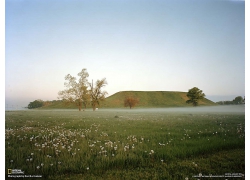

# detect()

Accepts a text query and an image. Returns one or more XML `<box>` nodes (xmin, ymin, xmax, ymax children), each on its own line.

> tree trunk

<box><xmin>78</xmin><ymin>102</ymin><xmax>82</xmax><ymax>111</ymax></box>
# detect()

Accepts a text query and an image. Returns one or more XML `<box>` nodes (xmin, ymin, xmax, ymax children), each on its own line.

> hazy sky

<box><xmin>5</xmin><ymin>0</ymin><xmax>245</xmax><ymax>108</ymax></box>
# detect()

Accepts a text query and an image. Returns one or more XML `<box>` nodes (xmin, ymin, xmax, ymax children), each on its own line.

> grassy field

<box><xmin>5</xmin><ymin>108</ymin><xmax>244</xmax><ymax>179</ymax></box>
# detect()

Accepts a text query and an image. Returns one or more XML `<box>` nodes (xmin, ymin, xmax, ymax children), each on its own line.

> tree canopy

<box><xmin>58</xmin><ymin>69</ymin><xmax>89</xmax><ymax>111</ymax></box>
<box><xmin>27</xmin><ymin>100</ymin><xmax>44</xmax><ymax>109</ymax></box>
<box><xmin>89</xmin><ymin>78</ymin><xmax>108</xmax><ymax>111</ymax></box>
<box><xmin>124</xmin><ymin>96</ymin><xmax>139</xmax><ymax>109</ymax></box>
<box><xmin>58</xmin><ymin>69</ymin><xmax>107</xmax><ymax>111</ymax></box>
<box><xmin>233</xmin><ymin>96</ymin><xmax>244</xmax><ymax>104</ymax></box>
<box><xmin>186</xmin><ymin>87</ymin><xmax>205</xmax><ymax>106</ymax></box>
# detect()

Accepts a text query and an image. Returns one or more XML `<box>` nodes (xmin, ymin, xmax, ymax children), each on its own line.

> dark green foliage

<box><xmin>233</xmin><ymin>96</ymin><xmax>244</xmax><ymax>104</ymax></box>
<box><xmin>27</xmin><ymin>99</ymin><xmax>44</xmax><ymax>109</ymax></box>
<box><xmin>186</xmin><ymin>87</ymin><xmax>205</xmax><ymax>106</ymax></box>
<box><xmin>216</xmin><ymin>96</ymin><xmax>244</xmax><ymax>105</ymax></box>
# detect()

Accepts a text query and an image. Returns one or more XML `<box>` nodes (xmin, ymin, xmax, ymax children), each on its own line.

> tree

<box><xmin>58</xmin><ymin>69</ymin><xmax>90</xmax><ymax>111</ymax></box>
<box><xmin>233</xmin><ymin>96</ymin><xmax>243</xmax><ymax>104</ymax></box>
<box><xmin>28</xmin><ymin>99</ymin><xmax>44</xmax><ymax>109</ymax></box>
<box><xmin>186</xmin><ymin>87</ymin><xmax>205</xmax><ymax>106</ymax></box>
<box><xmin>124</xmin><ymin>96</ymin><xmax>139</xmax><ymax>109</ymax></box>
<box><xmin>89</xmin><ymin>78</ymin><xmax>108</xmax><ymax>111</ymax></box>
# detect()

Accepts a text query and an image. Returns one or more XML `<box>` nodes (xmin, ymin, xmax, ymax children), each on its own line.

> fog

<box><xmin>132</xmin><ymin>105</ymin><xmax>245</xmax><ymax>114</ymax></box>
<box><xmin>6</xmin><ymin>105</ymin><xmax>245</xmax><ymax>115</ymax></box>
<box><xmin>97</xmin><ymin>105</ymin><xmax>245</xmax><ymax>114</ymax></box>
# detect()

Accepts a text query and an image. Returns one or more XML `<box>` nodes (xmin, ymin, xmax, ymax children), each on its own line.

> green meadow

<box><xmin>5</xmin><ymin>107</ymin><xmax>245</xmax><ymax>179</ymax></box>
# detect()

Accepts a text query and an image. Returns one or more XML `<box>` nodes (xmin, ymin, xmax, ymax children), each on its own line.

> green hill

<box><xmin>41</xmin><ymin>91</ymin><xmax>216</xmax><ymax>109</ymax></box>
<box><xmin>101</xmin><ymin>91</ymin><xmax>215</xmax><ymax>108</ymax></box>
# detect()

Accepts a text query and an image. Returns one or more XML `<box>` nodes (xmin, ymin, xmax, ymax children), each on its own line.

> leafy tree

<box><xmin>89</xmin><ymin>78</ymin><xmax>108</xmax><ymax>111</ymax></box>
<box><xmin>58</xmin><ymin>69</ymin><xmax>90</xmax><ymax>111</ymax></box>
<box><xmin>186</xmin><ymin>87</ymin><xmax>205</xmax><ymax>106</ymax></box>
<box><xmin>233</xmin><ymin>96</ymin><xmax>243</xmax><ymax>104</ymax></box>
<box><xmin>28</xmin><ymin>99</ymin><xmax>44</xmax><ymax>109</ymax></box>
<box><xmin>124</xmin><ymin>96</ymin><xmax>139</xmax><ymax>109</ymax></box>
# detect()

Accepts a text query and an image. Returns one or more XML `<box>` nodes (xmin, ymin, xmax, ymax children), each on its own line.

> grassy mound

<box><xmin>41</xmin><ymin>91</ymin><xmax>216</xmax><ymax>109</ymax></box>
<box><xmin>101</xmin><ymin>91</ymin><xmax>215</xmax><ymax>108</ymax></box>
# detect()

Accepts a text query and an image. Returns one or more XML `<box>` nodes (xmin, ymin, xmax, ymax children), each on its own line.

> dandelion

<box><xmin>10</xmin><ymin>160</ymin><xmax>13</xmax><ymax>163</ymax></box>
<box><xmin>150</xmin><ymin>150</ymin><xmax>154</xmax><ymax>154</ymax></box>
<box><xmin>50</xmin><ymin>164</ymin><xmax>53</xmax><ymax>166</ymax></box>
<box><xmin>161</xmin><ymin>159</ymin><xmax>164</xmax><ymax>163</ymax></box>
<box><xmin>185</xmin><ymin>177</ymin><xmax>189</xmax><ymax>180</ymax></box>
<box><xmin>31</xmin><ymin>153</ymin><xmax>34</xmax><ymax>156</ymax></box>
<box><xmin>26</xmin><ymin>159</ymin><xmax>30</xmax><ymax>162</ymax></box>
<box><xmin>37</xmin><ymin>166</ymin><xmax>40</xmax><ymax>169</ymax></box>
<box><xmin>41</xmin><ymin>163</ymin><xmax>44</xmax><ymax>166</ymax></box>
<box><xmin>86</xmin><ymin>167</ymin><xmax>89</xmax><ymax>170</ymax></box>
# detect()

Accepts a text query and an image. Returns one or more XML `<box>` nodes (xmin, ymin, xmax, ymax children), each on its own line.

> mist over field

<box><xmin>6</xmin><ymin>104</ymin><xmax>245</xmax><ymax>115</ymax></box>
<box><xmin>109</xmin><ymin>105</ymin><xmax>245</xmax><ymax>114</ymax></box>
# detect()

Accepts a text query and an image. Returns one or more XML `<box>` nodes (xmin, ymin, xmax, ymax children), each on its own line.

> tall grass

<box><xmin>5</xmin><ymin>110</ymin><xmax>244</xmax><ymax>179</ymax></box>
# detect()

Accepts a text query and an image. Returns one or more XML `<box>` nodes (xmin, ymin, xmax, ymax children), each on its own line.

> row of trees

<box><xmin>58</xmin><ymin>69</ymin><xmax>107</xmax><ymax>111</ymax></box>
<box><xmin>216</xmin><ymin>96</ymin><xmax>245</xmax><ymax>105</ymax></box>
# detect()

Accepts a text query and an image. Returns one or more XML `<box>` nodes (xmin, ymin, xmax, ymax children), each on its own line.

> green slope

<box><xmin>41</xmin><ymin>91</ymin><xmax>216</xmax><ymax>109</ymax></box>
<box><xmin>101</xmin><ymin>91</ymin><xmax>215</xmax><ymax>108</ymax></box>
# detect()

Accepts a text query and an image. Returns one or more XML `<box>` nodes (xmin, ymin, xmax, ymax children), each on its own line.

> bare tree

<box><xmin>124</xmin><ymin>96</ymin><xmax>139</xmax><ymax>109</ymax></box>
<box><xmin>89</xmin><ymin>78</ymin><xmax>108</xmax><ymax>111</ymax></box>
<box><xmin>58</xmin><ymin>69</ymin><xmax>89</xmax><ymax>111</ymax></box>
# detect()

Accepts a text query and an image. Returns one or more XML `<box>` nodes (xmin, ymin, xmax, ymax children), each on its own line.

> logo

<box><xmin>7</xmin><ymin>168</ymin><xmax>42</xmax><ymax>178</ymax></box>
<box><xmin>7</xmin><ymin>169</ymin><xmax>24</xmax><ymax>174</ymax></box>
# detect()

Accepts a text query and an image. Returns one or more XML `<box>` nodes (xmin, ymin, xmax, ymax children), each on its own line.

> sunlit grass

<box><xmin>5</xmin><ymin>109</ymin><xmax>244</xmax><ymax>179</ymax></box>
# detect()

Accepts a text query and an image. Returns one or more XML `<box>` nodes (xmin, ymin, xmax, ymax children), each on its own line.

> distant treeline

<box><xmin>216</xmin><ymin>96</ymin><xmax>245</xmax><ymax>105</ymax></box>
<box><xmin>27</xmin><ymin>100</ymin><xmax>61</xmax><ymax>109</ymax></box>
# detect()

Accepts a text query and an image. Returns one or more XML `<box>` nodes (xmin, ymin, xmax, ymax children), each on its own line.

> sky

<box><xmin>4</xmin><ymin>0</ymin><xmax>246</xmax><ymax>108</ymax></box>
